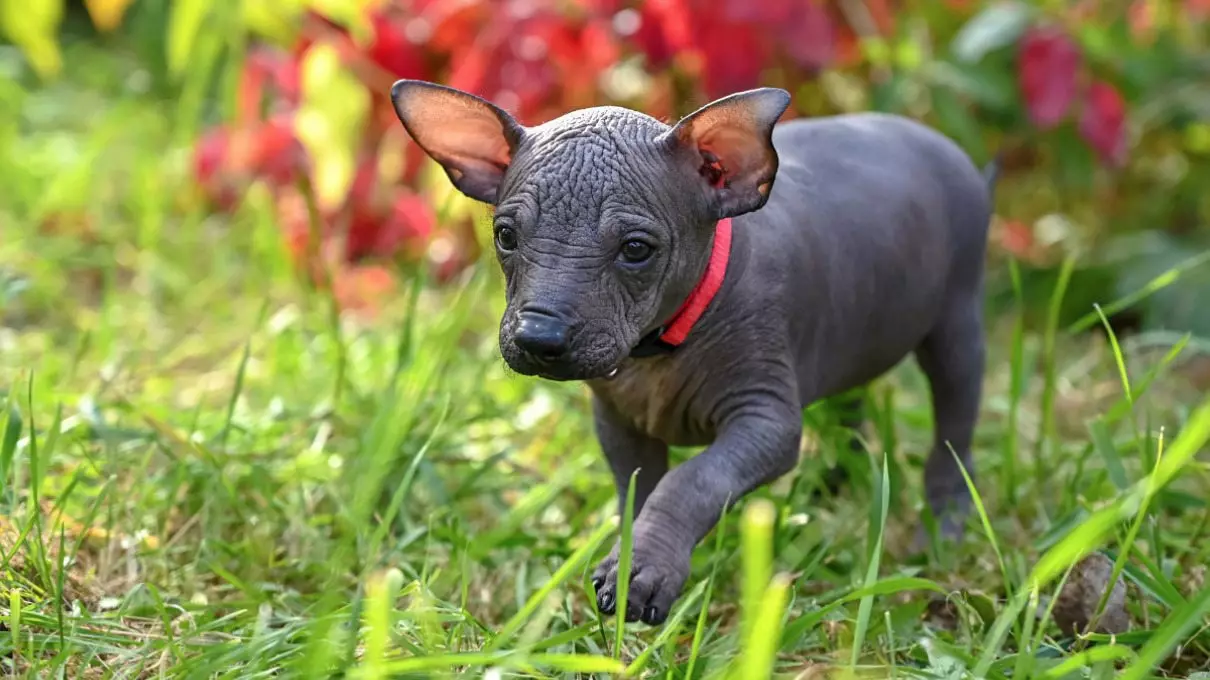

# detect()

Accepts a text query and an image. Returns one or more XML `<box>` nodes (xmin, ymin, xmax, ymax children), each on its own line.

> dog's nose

<box><xmin>514</xmin><ymin>310</ymin><xmax>570</xmax><ymax>360</ymax></box>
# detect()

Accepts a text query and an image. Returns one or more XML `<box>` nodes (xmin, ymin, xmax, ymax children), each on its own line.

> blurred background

<box><xmin>3</xmin><ymin>0</ymin><xmax>1209</xmax><ymax>334</ymax></box>
<box><xmin>2</xmin><ymin>0</ymin><xmax>1210</xmax><ymax>676</ymax></box>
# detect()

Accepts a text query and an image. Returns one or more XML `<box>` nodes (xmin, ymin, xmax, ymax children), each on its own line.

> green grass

<box><xmin>3</xmin><ymin>46</ymin><xmax>1210</xmax><ymax>679</ymax></box>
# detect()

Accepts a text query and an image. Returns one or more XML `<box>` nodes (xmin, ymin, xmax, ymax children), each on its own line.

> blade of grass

<box><xmin>1015</xmin><ymin>561</ymin><xmax>1078</xmax><ymax>680</ymax></box>
<box><xmin>951</xmin><ymin>444</ymin><xmax>1012</xmax><ymax>597</ymax></box>
<box><xmin>740</xmin><ymin>499</ymin><xmax>775</xmax><ymax>653</ymax></box>
<box><xmin>372</xmin><ymin>651</ymin><xmax>627</xmax><ymax>675</ymax></box>
<box><xmin>1082</xmin><ymin>429</ymin><xmax>1165</xmax><ymax>646</ymax></box>
<box><xmin>218</xmin><ymin>333</ymin><xmax>254</xmax><ymax>452</ymax></box>
<box><xmin>1034</xmin><ymin>255</ymin><xmax>1075</xmax><ymax>501</ymax></box>
<box><xmin>613</xmin><ymin>470</ymin><xmax>638</xmax><ymax>659</ymax></box>
<box><xmin>685</xmin><ymin>496</ymin><xmax>732</xmax><ymax>680</ymax></box>
<box><xmin>1102</xmin><ymin>334</ymin><xmax>1190</xmax><ymax>426</ymax></box>
<box><xmin>1004</xmin><ymin>257</ymin><xmax>1026</xmax><ymax>505</ymax></box>
<box><xmin>1031</xmin><ymin>395</ymin><xmax>1210</xmax><ymax>590</ymax></box>
<box><xmin>1087</xmin><ymin>418</ymin><xmax>1128</xmax><ymax>491</ymax></box>
<box><xmin>8</xmin><ymin>588</ymin><xmax>21</xmax><ymax>665</ymax></box>
<box><xmin>359</xmin><ymin>567</ymin><xmax>405</xmax><ymax>680</ymax></box>
<box><xmin>974</xmin><ymin>585</ymin><xmax>1032</xmax><ymax>677</ymax></box>
<box><xmin>487</xmin><ymin>518</ymin><xmax>616</xmax><ymax>652</ymax></box>
<box><xmin>625</xmin><ymin>579</ymin><xmax>708</xmax><ymax>676</ymax></box>
<box><xmin>1067</xmin><ymin>247</ymin><xmax>1210</xmax><ymax>333</ymax></box>
<box><xmin>0</xmin><ymin>396</ymin><xmax>20</xmax><ymax>509</ymax></box>
<box><xmin>850</xmin><ymin>453</ymin><xmax>891</xmax><ymax>668</ymax></box>
<box><xmin>1043</xmin><ymin>644</ymin><xmax>1138</xmax><ymax>678</ymax></box>
<box><xmin>739</xmin><ymin>573</ymin><xmax>792</xmax><ymax>680</ymax></box>
<box><xmin>780</xmin><ymin>577</ymin><xmax>946</xmax><ymax>646</ymax></box>
<box><xmin>1118</xmin><ymin>585</ymin><xmax>1210</xmax><ymax>680</ymax></box>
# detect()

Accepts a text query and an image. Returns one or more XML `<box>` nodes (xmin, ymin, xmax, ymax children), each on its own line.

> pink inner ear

<box><xmin>694</xmin><ymin>125</ymin><xmax>762</xmax><ymax>190</ymax></box>
<box><xmin>700</xmin><ymin>149</ymin><xmax>727</xmax><ymax>188</ymax></box>
<box><xmin>403</xmin><ymin>91</ymin><xmax>513</xmax><ymax>170</ymax></box>
<box><xmin>437</xmin><ymin>112</ymin><xmax>513</xmax><ymax>169</ymax></box>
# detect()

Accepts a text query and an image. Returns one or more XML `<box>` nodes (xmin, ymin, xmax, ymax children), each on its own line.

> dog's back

<box><xmin>735</xmin><ymin>112</ymin><xmax>994</xmax><ymax>401</ymax></box>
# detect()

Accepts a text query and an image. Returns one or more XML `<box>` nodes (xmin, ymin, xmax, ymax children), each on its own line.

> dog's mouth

<box><xmin>504</xmin><ymin>348</ymin><xmax>625</xmax><ymax>382</ymax></box>
<box><xmin>530</xmin><ymin>363</ymin><xmax>621</xmax><ymax>382</ymax></box>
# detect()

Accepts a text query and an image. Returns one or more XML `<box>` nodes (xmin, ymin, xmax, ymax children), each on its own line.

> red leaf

<box><xmin>778</xmin><ymin>0</ymin><xmax>835</xmax><ymax>70</ymax></box>
<box><xmin>997</xmin><ymin>219</ymin><xmax>1035</xmax><ymax>260</ymax></box>
<box><xmin>690</xmin><ymin>14</ymin><xmax>771</xmax><ymax>98</ymax></box>
<box><xmin>193</xmin><ymin>126</ymin><xmax>229</xmax><ymax>187</ymax></box>
<box><xmin>1017</xmin><ymin>26</ymin><xmax>1082</xmax><ymax>129</ymax></box>
<box><xmin>720</xmin><ymin>0</ymin><xmax>789</xmax><ymax>24</ymax></box>
<box><xmin>425</xmin><ymin>1</ymin><xmax>485</xmax><ymax>54</ymax></box>
<box><xmin>1079</xmin><ymin>80</ymin><xmax>1128</xmax><ymax>167</ymax></box>
<box><xmin>581</xmin><ymin>18</ymin><xmax>620</xmax><ymax>72</ymax></box>
<box><xmin>1187</xmin><ymin>0</ymin><xmax>1210</xmax><ymax>20</ymax></box>
<box><xmin>346</xmin><ymin>192</ymin><xmax>435</xmax><ymax>262</ymax></box>
<box><xmin>366</xmin><ymin>9</ymin><xmax>429</xmax><ymax>79</ymax></box>
<box><xmin>193</xmin><ymin>126</ymin><xmax>240</xmax><ymax>212</ymax></box>
<box><xmin>250</xmin><ymin>117</ymin><xmax>309</xmax><ymax>188</ymax></box>
<box><xmin>625</xmin><ymin>0</ymin><xmax>692</xmax><ymax>69</ymax></box>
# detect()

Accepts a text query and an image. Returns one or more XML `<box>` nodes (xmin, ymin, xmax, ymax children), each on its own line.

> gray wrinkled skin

<box><xmin>391</xmin><ymin>80</ymin><xmax>995</xmax><ymax>626</ymax></box>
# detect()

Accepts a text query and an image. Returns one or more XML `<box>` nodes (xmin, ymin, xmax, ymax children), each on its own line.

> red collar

<box><xmin>630</xmin><ymin>217</ymin><xmax>733</xmax><ymax>357</ymax></box>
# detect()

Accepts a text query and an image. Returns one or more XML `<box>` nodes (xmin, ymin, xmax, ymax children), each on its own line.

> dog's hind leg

<box><xmin>914</xmin><ymin>292</ymin><xmax>985</xmax><ymax>544</ymax></box>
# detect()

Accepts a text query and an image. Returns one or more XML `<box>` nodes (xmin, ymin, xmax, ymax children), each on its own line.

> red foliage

<box><xmin>1079</xmin><ymin>80</ymin><xmax>1128</xmax><ymax>167</ymax></box>
<box><xmin>193</xmin><ymin>0</ymin><xmax>1134</xmax><ymax>310</ymax></box>
<box><xmin>1017</xmin><ymin>26</ymin><xmax>1081</xmax><ymax>129</ymax></box>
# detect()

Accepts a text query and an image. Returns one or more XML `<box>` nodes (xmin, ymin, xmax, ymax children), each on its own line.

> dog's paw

<box><xmin>912</xmin><ymin>490</ymin><xmax>972</xmax><ymax>553</ymax></box>
<box><xmin>591</xmin><ymin>541</ymin><xmax>690</xmax><ymax>626</ymax></box>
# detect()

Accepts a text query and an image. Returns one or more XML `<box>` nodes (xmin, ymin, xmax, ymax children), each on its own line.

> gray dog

<box><xmin>391</xmin><ymin>80</ymin><xmax>997</xmax><ymax>625</ymax></box>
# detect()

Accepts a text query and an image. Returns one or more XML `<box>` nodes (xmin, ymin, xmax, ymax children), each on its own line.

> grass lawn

<box><xmin>3</xmin><ymin>46</ymin><xmax>1210</xmax><ymax>679</ymax></box>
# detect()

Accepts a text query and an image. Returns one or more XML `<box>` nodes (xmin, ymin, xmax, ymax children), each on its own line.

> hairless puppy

<box><xmin>390</xmin><ymin>80</ymin><xmax>998</xmax><ymax>625</ymax></box>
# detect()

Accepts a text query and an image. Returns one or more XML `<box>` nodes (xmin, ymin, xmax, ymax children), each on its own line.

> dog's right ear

<box><xmin>391</xmin><ymin>80</ymin><xmax>526</xmax><ymax>204</ymax></box>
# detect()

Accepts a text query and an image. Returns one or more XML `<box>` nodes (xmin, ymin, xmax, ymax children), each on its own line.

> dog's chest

<box><xmin>590</xmin><ymin>358</ymin><xmax>718</xmax><ymax>447</ymax></box>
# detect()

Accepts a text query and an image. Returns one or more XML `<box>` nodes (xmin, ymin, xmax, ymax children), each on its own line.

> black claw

<box><xmin>642</xmin><ymin>606</ymin><xmax>660</xmax><ymax>624</ymax></box>
<box><xmin>598</xmin><ymin>592</ymin><xmax>615</xmax><ymax>614</ymax></box>
<box><xmin>591</xmin><ymin>576</ymin><xmax>605</xmax><ymax>592</ymax></box>
<box><xmin>624</xmin><ymin>604</ymin><xmax>642</xmax><ymax>623</ymax></box>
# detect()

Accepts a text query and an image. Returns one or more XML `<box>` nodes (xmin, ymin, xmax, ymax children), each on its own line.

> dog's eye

<box><xmin>620</xmin><ymin>240</ymin><xmax>654</xmax><ymax>263</ymax></box>
<box><xmin>495</xmin><ymin>226</ymin><xmax>518</xmax><ymax>251</ymax></box>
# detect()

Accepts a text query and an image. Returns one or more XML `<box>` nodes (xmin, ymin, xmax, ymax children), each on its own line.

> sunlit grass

<box><xmin>2</xmin><ymin>44</ymin><xmax>1210</xmax><ymax>679</ymax></box>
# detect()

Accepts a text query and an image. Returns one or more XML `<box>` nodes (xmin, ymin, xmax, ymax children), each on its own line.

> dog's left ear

<box><xmin>660</xmin><ymin>88</ymin><xmax>791</xmax><ymax>219</ymax></box>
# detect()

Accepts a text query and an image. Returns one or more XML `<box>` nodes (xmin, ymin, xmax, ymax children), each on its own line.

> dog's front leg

<box><xmin>592</xmin><ymin>400</ymin><xmax>802</xmax><ymax>625</ymax></box>
<box><xmin>592</xmin><ymin>396</ymin><xmax>669</xmax><ymax>517</ymax></box>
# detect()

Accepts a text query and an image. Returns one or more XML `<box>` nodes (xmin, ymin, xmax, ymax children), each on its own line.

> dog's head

<box><xmin>391</xmin><ymin>80</ymin><xmax>790</xmax><ymax>381</ymax></box>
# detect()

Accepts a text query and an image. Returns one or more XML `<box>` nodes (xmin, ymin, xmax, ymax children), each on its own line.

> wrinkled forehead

<box><xmin>496</xmin><ymin>110</ymin><xmax>674</xmax><ymax>228</ymax></box>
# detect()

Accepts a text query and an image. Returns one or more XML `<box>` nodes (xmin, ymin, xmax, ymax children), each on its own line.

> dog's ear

<box><xmin>391</xmin><ymin>80</ymin><xmax>526</xmax><ymax>204</ymax></box>
<box><xmin>660</xmin><ymin>88</ymin><xmax>791</xmax><ymax>219</ymax></box>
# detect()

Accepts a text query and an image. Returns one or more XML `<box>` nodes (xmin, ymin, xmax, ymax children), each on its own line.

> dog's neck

<box><xmin>629</xmin><ymin>218</ymin><xmax>734</xmax><ymax>358</ymax></box>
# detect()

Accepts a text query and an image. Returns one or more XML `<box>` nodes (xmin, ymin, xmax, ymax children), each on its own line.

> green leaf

<box><xmin>950</xmin><ymin>1</ymin><xmax>1035</xmax><ymax>63</ymax></box>
<box><xmin>931</xmin><ymin>86</ymin><xmax>989</xmax><ymax>161</ymax></box>
<box><xmin>167</xmin><ymin>0</ymin><xmax>211</xmax><ymax>77</ymax></box>
<box><xmin>0</xmin><ymin>0</ymin><xmax>64</xmax><ymax>79</ymax></box>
